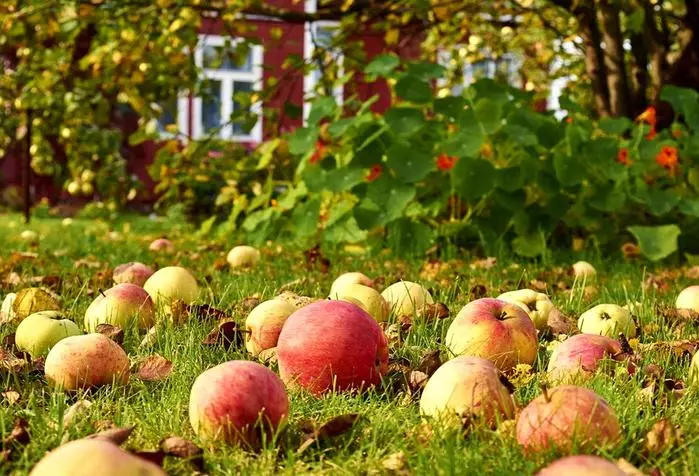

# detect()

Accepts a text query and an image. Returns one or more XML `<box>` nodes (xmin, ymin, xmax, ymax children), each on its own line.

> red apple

<box><xmin>149</xmin><ymin>238</ymin><xmax>174</xmax><ymax>253</ymax></box>
<box><xmin>112</xmin><ymin>262</ymin><xmax>154</xmax><ymax>287</ymax></box>
<box><xmin>277</xmin><ymin>300</ymin><xmax>388</xmax><ymax>395</ymax></box>
<box><xmin>445</xmin><ymin>298</ymin><xmax>537</xmax><ymax>371</ymax></box>
<box><xmin>84</xmin><ymin>283</ymin><xmax>155</xmax><ymax>332</ymax></box>
<box><xmin>536</xmin><ymin>455</ymin><xmax>626</xmax><ymax>476</ymax></box>
<box><xmin>547</xmin><ymin>334</ymin><xmax>622</xmax><ymax>384</ymax></box>
<box><xmin>189</xmin><ymin>360</ymin><xmax>289</xmax><ymax>447</ymax></box>
<box><xmin>516</xmin><ymin>385</ymin><xmax>621</xmax><ymax>453</ymax></box>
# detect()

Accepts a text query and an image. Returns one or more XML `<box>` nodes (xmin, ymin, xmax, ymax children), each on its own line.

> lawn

<box><xmin>1</xmin><ymin>211</ymin><xmax>698</xmax><ymax>475</ymax></box>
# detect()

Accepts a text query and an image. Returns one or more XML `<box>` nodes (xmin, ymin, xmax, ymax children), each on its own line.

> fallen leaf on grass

<box><xmin>25</xmin><ymin>275</ymin><xmax>61</xmax><ymax>289</ymax></box>
<box><xmin>140</xmin><ymin>327</ymin><xmax>158</xmax><ymax>348</ymax></box>
<box><xmin>202</xmin><ymin>320</ymin><xmax>247</xmax><ymax>350</ymax></box>
<box><xmin>96</xmin><ymin>324</ymin><xmax>124</xmax><ymax>345</ymax></box>
<box><xmin>212</xmin><ymin>257</ymin><xmax>228</xmax><ymax>271</ymax></box>
<box><xmin>2</xmin><ymin>419</ymin><xmax>30</xmax><ymax>453</ymax></box>
<box><xmin>408</xmin><ymin>371</ymin><xmax>428</xmax><ymax>391</ymax></box>
<box><xmin>12</xmin><ymin>287</ymin><xmax>61</xmax><ymax>319</ymax></box>
<box><xmin>416</xmin><ymin>350</ymin><xmax>442</xmax><ymax>376</ymax></box>
<box><xmin>657</xmin><ymin>306</ymin><xmax>699</xmax><ymax>326</ymax></box>
<box><xmin>382</xmin><ymin>451</ymin><xmax>407</xmax><ymax>473</ymax></box>
<box><xmin>87</xmin><ymin>425</ymin><xmax>135</xmax><ymax>446</ymax></box>
<box><xmin>160</xmin><ymin>436</ymin><xmax>204</xmax><ymax>471</ymax></box>
<box><xmin>187</xmin><ymin>303</ymin><xmax>230</xmax><ymax>321</ymax></box>
<box><xmin>297</xmin><ymin>414</ymin><xmax>361</xmax><ymax>454</ymax></box>
<box><xmin>304</xmin><ymin>245</ymin><xmax>331</xmax><ymax>273</ymax></box>
<box><xmin>638</xmin><ymin>340</ymin><xmax>699</xmax><ymax>359</ymax></box>
<box><xmin>645</xmin><ymin>419</ymin><xmax>683</xmax><ymax>454</ymax></box>
<box><xmin>545</xmin><ymin>308</ymin><xmax>576</xmax><ymax>335</ymax></box>
<box><xmin>423</xmin><ymin>303</ymin><xmax>450</xmax><ymax>320</ymax></box>
<box><xmin>135</xmin><ymin>355</ymin><xmax>173</xmax><ymax>381</ymax></box>
<box><xmin>62</xmin><ymin>400</ymin><xmax>94</xmax><ymax>428</ymax></box>
<box><xmin>74</xmin><ymin>256</ymin><xmax>102</xmax><ymax>269</ymax></box>
<box><xmin>2</xmin><ymin>390</ymin><xmax>20</xmax><ymax>405</ymax></box>
<box><xmin>470</xmin><ymin>257</ymin><xmax>496</xmax><ymax>270</ymax></box>
<box><xmin>469</xmin><ymin>284</ymin><xmax>487</xmax><ymax>300</ymax></box>
<box><xmin>0</xmin><ymin>348</ymin><xmax>28</xmax><ymax>374</ymax></box>
<box><xmin>3</xmin><ymin>272</ymin><xmax>21</xmax><ymax>286</ymax></box>
<box><xmin>238</xmin><ymin>295</ymin><xmax>262</xmax><ymax>314</ymax></box>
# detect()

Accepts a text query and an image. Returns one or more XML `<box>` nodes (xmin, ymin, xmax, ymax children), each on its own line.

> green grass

<box><xmin>1</xmin><ymin>211</ymin><xmax>699</xmax><ymax>475</ymax></box>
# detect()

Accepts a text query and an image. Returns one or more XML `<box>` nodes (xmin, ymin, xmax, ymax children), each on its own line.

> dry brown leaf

<box><xmin>74</xmin><ymin>256</ymin><xmax>102</xmax><ymax>269</ymax></box>
<box><xmin>416</xmin><ymin>350</ymin><xmax>442</xmax><ymax>376</ymax></box>
<box><xmin>0</xmin><ymin>348</ymin><xmax>28</xmax><ymax>374</ymax></box>
<box><xmin>238</xmin><ymin>295</ymin><xmax>262</xmax><ymax>314</ymax></box>
<box><xmin>469</xmin><ymin>284</ymin><xmax>487</xmax><ymax>300</ymax></box>
<box><xmin>645</xmin><ymin>419</ymin><xmax>683</xmax><ymax>454</ymax></box>
<box><xmin>545</xmin><ymin>308</ymin><xmax>576</xmax><ymax>335</ymax></box>
<box><xmin>212</xmin><ymin>257</ymin><xmax>228</xmax><ymax>271</ymax></box>
<box><xmin>26</xmin><ymin>275</ymin><xmax>61</xmax><ymax>289</ymax></box>
<box><xmin>12</xmin><ymin>287</ymin><xmax>61</xmax><ymax>319</ymax></box>
<box><xmin>135</xmin><ymin>355</ymin><xmax>173</xmax><ymax>381</ymax></box>
<box><xmin>87</xmin><ymin>425</ymin><xmax>136</xmax><ymax>446</ymax></box>
<box><xmin>686</xmin><ymin>266</ymin><xmax>699</xmax><ymax>279</ymax></box>
<box><xmin>2</xmin><ymin>390</ymin><xmax>19</xmax><ymax>405</ymax></box>
<box><xmin>470</xmin><ymin>257</ymin><xmax>496</xmax><ymax>270</ymax></box>
<box><xmin>622</xmin><ymin>242</ymin><xmax>642</xmax><ymax>259</ymax></box>
<box><xmin>3</xmin><ymin>272</ymin><xmax>21</xmax><ymax>286</ymax></box>
<box><xmin>298</xmin><ymin>413</ymin><xmax>361</xmax><ymax>452</ymax></box>
<box><xmin>423</xmin><ymin>303</ymin><xmax>450</xmax><ymax>320</ymax></box>
<box><xmin>638</xmin><ymin>340</ymin><xmax>699</xmax><ymax>359</ymax></box>
<box><xmin>304</xmin><ymin>245</ymin><xmax>330</xmax><ymax>273</ymax></box>
<box><xmin>2</xmin><ymin>419</ymin><xmax>30</xmax><ymax>448</ymax></box>
<box><xmin>408</xmin><ymin>370</ymin><xmax>428</xmax><ymax>392</ymax></box>
<box><xmin>202</xmin><ymin>320</ymin><xmax>246</xmax><ymax>349</ymax></box>
<box><xmin>382</xmin><ymin>451</ymin><xmax>408</xmax><ymax>473</ymax></box>
<box><xmin>95</xmin><ymin>323</ymin><xmax>124</xmax><ymax>346</ymax></box>
<box><xmin>160</xmin><ymin>436</ymin><xmax>204</xmax><ymax>471</ymax></box>
<box><xmin>529</xmin><ymin>280</ymin><xmax>547</xmax><ymax>292</ymax></box>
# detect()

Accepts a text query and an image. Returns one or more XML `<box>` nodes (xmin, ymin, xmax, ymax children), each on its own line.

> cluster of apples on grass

<box><xmin>3</xmin><ymin>234</ymin><xmax>699</xmax><ymax>475</ymax></box>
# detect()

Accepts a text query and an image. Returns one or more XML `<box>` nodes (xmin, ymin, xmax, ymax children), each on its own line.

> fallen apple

<box><xmin>547</xmin><ymin>334</ymin><xmax>622</xmax><ymax>384</ymax></box>
<box><xmin>676</xmin><ymin>285</ymin><xmax>699</xmax><ymax>313</ymax></box>
<box><xmin>112</xmin><ymin>262</ymin><xmax>154</xmax><ymax>287</ymax></box>
<box><xmin>572</xmin><ymin>261</ymin><xmax>597</xmax><ymax>279</ymax></box>
<box><xmin>20</xmin><ymin>230</ymin><xmax>39</xmax><ymax>243</ymax></box>
<box><xmin>189</xmin><ymin>360</ymin><xmax>289</xmax><ymax>447</ymax></box>
<box><xmin>329</xmin><ymin>272</ymin><xmax>374</xmax><ymax>297</ymax></box>
<box><xmin>143</xmin><ymin>266</ymin><xmax>199</xmax><ymax>309</ymax></box>
<box><xmin>329</xmin><ymin>283</ymin><xmax>390</xmax><ymax>323</ymax></box>
<box><xmin>277</xmin><ymin>300</ymin><xmax>388</xmax><ymax>395</ymax></box>
<box><xmin>536</xmin><ymin>455</ymin><xmax>626</xmax><ymax>476</ymax></box>
<box><xmin>380</xmin><ymin>281</ymin><xmax>434</xmax><ymax>318</ymax></box>
<box><xmin>516</xmin><ymin>385</ymin><xmax>621</xmax><ymax>453</ymax></box>
<box><xmin>149</xmin><ymin>238</ymin><xmax>174</xmax><ymax>252</ymax></box>
<box><xmin>84</xmin><ymin>283</ymin><xmax>155</xmax><ymax>332</ymax></box>
<box><xmin>578</xmin><ymin>304</ymin><xmax>636</xmax><ymax>338</ymax></box>
<box><xmin>227</xmin><ymin>245</ymin><xmax>261</xmax><ymax>269</ymax></box>
<box><xmin>446</xmin><ymin>298</ymin><xmax>537</xmax><ymax>371</ymax></box>
<box><xmin>15</xmin><ymin>311</ymin><xmax>83</xmax><ymax>359</ymax></box>
<box><xmin>45</xmin><ymin>333</ymin><xmax>130</xmax><ymax>391</ymax></box>
<box><xmin>245</xmin><ymin>299</ymin><xmax>297</xmax><ymax>356</ymax></box>
<box><xmin>420</xmin><ymin>356</ymin><xmax>515</xmax><ymax>427</ymax></box>
<box><xmin>29</xmin><ymin>438</ymin><xmax>166</xmax><ymax>476</ymax></box>
<box><xmin>496</xmin><ymin>289</ymin><xmax>554</xmax><ymax>330</ymax></box>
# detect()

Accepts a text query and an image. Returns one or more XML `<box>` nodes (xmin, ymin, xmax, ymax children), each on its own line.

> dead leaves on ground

<box><xmin>134</xmin><ymin>354</ymin><xmax>173</xmax><ymax>382</ymax></box>
<box><xmin>297</xmin><ymin>414</ymin><xmax>361</xmax><ymax>454</ymax></box>
<box><xmin>645</xmin><ymin>419</ymin><xmax>684</xmax><ymax>455</ymax></box>
<box><xmin>202</xmin><ymin>320</ymin><xmax>247</xmax><ymax>350</ymax></box>
<box><xmin>1</xmin><ymin>419</ymin><xmax>31</xmax><ymax>462</ymax></box>
<box><xmin>95</xmin><ymin>324</ymin><xmax>124</xmax><ymax>346</ymax></box>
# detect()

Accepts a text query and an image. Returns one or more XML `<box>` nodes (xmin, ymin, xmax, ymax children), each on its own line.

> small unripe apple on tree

<box><xmin>227</xmin><ymin>245</ymin><xmax>261</xmax><ymax>269</ymax></box>
<box><xmin>546</xmin><ymin>334</ymin><xmax>622</xmax><ymax>384</ymax></box>
<box><xmin>380</xmin><ymin>281</ymin><xmax>434</xmax><ymax>318</ymax></box>
<box><xmin>189</xmin><ymin>360</ymin><xmax>289</xmax><ymax>447</ymax></box>
<box><xmin>516</xmin><ymin>385</ymin><xmax>621</xmax><ymax>453</ymax></box>
<box><xmin>496</xmin><ymin>289</ymin><xmax>554</xmax><ymax>330</ymax></box>
<box><xmin>245</xmin><ymin>299</ymin><xmax>297</xmax><ymax>356</ymax></box>
<box><xmin>329</xmin><ymin>272</ymin><xmax>374</xmax><ymax>297</ymax></box>
<box><xmin>15</xmin><ymin>311</ymin><xmax>82</xmax><ymax>359</ymax></box>
<box><xmin>277</xmin><ymin>300</ymin><xmax>388</xmax><ymax>395</ymax></box>
<box><xmin>572</xmin><ymin>261</ymin><xmax>597</xmax><ymax>279</ymax></box>
<box><xmin>148</xmin><ymin>238</ymin><xmax>174</xmax><ymax>253</ymax></box>
<box><xmin>330</xmin><ymin>283</ymin><xmax>390</xmax><ymax>322</ymax></box>
<box><xmin>420</xmin><ymin>356</ymin><xmax>514</xmax><ymax>427</ymax></box>
<box><xmin>446</xmin><ymin>298</ymin><xmax>537</xmax><ymax>371</ymax></box>
<box><xmin>29</xmin><ymin>438</ymin><xmax>166</xmax><ymax>476</ymax></box>
<box><xmin>113</xmin><ymin>262</ymin><xmax>154</xmax><ymax>287</ymax></box>
<box><xmin>676</xmin><ymin>285</ymin><xmax>699</xmax><ymax>313</ymax></box>
<box><xmin>143</xmin><ymin>266</ymin><xmax>199</xmax><ymax>309</ymax></box>
<box><xmin>84</xmin><ymin>284</ymin><xmax>155</xmax><ymax>332</ymax></box>
<box><xmin>578</xmin><ymin>304</ymin><xmax>636</xmax><ymax>338</ymax></box>
<box><xmin>536</xmin><ymin>455</ymin><xmax>626</xmax><ymax>476</ymax></box>
<box><xmin>45</xmin><ymin>333</ymin><xmax>130</xmax><ymax>391</ymax></box>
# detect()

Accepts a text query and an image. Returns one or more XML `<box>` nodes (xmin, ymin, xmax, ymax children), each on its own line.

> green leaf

<box><xmin>385</xmin><ymin>107</ymin><xmax>425</xmax><ymax>136</ymax></box>
<box><xmin>442</xmin><ymin>129</ymin><xmax>484</xmax><ymax>158</ymax></box>
<box><xmin>553</xmin><ymin>148</ymin><xmax>586</xmax><ymax>187</ymax></box>
<box><xmin>364</xmin><ymin>54</ymin><xmax>400</xmax><ymax>77</ymax></box>
<box><xmin>496</xmin><ymin>167</ymin><xmax>525</xmax><ymax>192</ymax></box>
<box><xmin>354</xmin><ymin>198</ymin><xmax>384</xmax><ymax>229</ymax></box>
<box><xmin>386</xmin><ymin>143</ymin><xmax>435</xmax><ymax>183</ymax></box>
<box><xmin>395</xmin><ymin>75</ymin><xmax>432</xmax><ymax>104</ymax></box>
<box><xmin>661</xmin><ymin>86</ymin><xmax>699</xmax><ymax>131</ymax></box>
<box><xmin>366</xmin><ymin>176</ymin><xmax>416</xmax><ymax>222</ymax></box>
<box><xmin>406</xmin><ymin>61</ymin><xmax>446</xmax><ymax>81</ymax></box>
<box><xmin>328</xmin><ymin>118</ymin><xmax>353</xmax><ymax>138</ymax></box>
<box><xmin>289</xmin><ymin>127</ymin><xmax>318</xmax><ymax>155</ymax></box>
<box><xmin>599</xmin><ymin>117</ymin><xmax>632</xmax><ymax>135</ymax></box>
<box><xmin>242</xmin><ymin>208</ymin><xmax>275</xmax><ymax>232</ymax></box>
<box><xmin>624</xmin><ymin>9</ymin><xmax>645</xmax><ymax>33</ymax></box>
<box><xmin>589</xmin><ymin>184</ymin><xmax>626</xmax><ymax>212</ymax></box>
<box><xmin>474</xmin><ymin>98</ymin><xmax>503</xmax><ymax>134</ymax></box>
<box><xmin>291</xmin><ymin>198</ymin><xmax>321</xmax><ymax>237</ymax></box>
<box><xmin>627</xmin><ymin>224</ymin><xmax>681</xmax><ymax>261</ymax></box>
<box><xmin>679</xmin><ymin>198</ymin><xmax>699</xmax><ymax>217</ymax></box>
<box><xmin>512</xmin><ymin>230</ymin><xmax>547</xmax><ymax>258</ymax></box>
<box><xmin>326</xmin><ymin>196</ymin><xmax>356</xmax><ymax>227</ymax></box>
<box><xmin>434</xmin><ymin>97</ymin><xmax>467</xmax><ymax>120</ymax></box>
<box><xmin>324</xmin><ymin>216</ymin><xmax>367</xmax><ymax>243</ymax></box>
<box><xmin>453</xmin><ymin>158</ymin><xmax>496</xmax><ymax>201</ymax></box>
<box><xmin>387</xmin><ymin>219</ymin><xmax>435</xmax><ymax>254</ymax></box>
<box><xmin>324</xmin><ymin>168</ymin><xmax>365</xmax><ymax>192</ymax></box>
<box><xmin>643</xmin><ymin>188</ymin><xmax>681</xmax><ymax>216</ymax></box>
<box><xmin>307</xmin><ymin>97</ymin><xmax>336</xmax><ymax>125</ymax></box>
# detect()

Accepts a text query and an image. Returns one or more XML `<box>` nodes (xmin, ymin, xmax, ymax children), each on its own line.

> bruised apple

<box><xmin>380</xmin><ymin>281</ymin><xmax>433</xmax><ymax>318</ymax></box>
<box><xmin>112</xmin><ymin>262</ymin><xmax>154</xmax><ymax>287</ymax></box>
<box><xmin>496</xmin><ymin>289</ymin><xmax>553</xmax><ymax>330</ymax></box>
<box><xmin>189</xmin><ymin>360</ymin><xmax>289</xmax><ymax>447</ymax></box>
<box><xmin>577</xmin><ymin>304</ymin><xmax>636</xmax><ymax>338</ymax></box>
<box><xmin>330</xmin><ymin>284</ymin><xmax>390</xmax><ymax>323</ymax></box>
<box><xmin>536</xmin><ymin>456</ymin><xmax>626</xmax><ymax>476</ymax></box>
<box><xmin>44</xmin><ymin>334</ymin><xmax>130</xmax><ymax>391</ymax></box>
<box><xmin>329</xmin><ymin>272</ymin><xmax>374</xmax><ymax>297</ymax></box>
<box><xmin>446</xmin><ymin>298</ymin><xmax>537</xmax><ymax>371</ymax></box>
<box><xmin>516</xmin><ymin>385</ymin><xmax>621</xmax><ymax>453</ymax></box>
<box><xmin>29</xmin><ymin>439</ymin><xmax>166</xmax><ymax>476</ymax></box>
<box><xmin>143</xmin><ymin>266</ymin><xmax>199</xmax><ymax>308</ymax></box>
<box><xmin>245</xmin><ymin>299</ymin><xmax>297</xmax><ymax>356</ymax></box>
<box><xmin>84</xmin><ymin>284</ymin><xmax>155</xmax><ymax>332</ymax></box>
<box><xmin>547</xmin><ymin>334</ymin><xmax>622</xmax><ymax>384</ymax></box>
<box><xmin>420</xmin><ymin>356</ymin><xmax>514</xmax><ymax>426</ymax></box>
<box><xmin>277</xmin><ymin>300</ymin><xmax>388</xmax><ymax>395</ymax></box>
<box><xmin>227</xmin><ymin>245</ymin><xmax>261</xmax><ymax>269</ymax></box>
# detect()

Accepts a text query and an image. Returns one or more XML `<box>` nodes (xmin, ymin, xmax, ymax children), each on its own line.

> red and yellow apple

<box><xmin>496</xmin><ymin>289</ymin><xmax>553</xmax><ymax>330</ymax></box>
<box><xmin>577</xmin><ymin>304</ymin><xmax>636</xmax><ymax>338</ymax></box>
<box><xmin>245</xmin><ymin>299</ymin><xmax>297</xmax><ymax>356</ymax></box>
<box><xmin>329</xmin><ymin>283</ymin><xmax>390</xmax><ymax>323</ymax></box>
<box><xmin>380</xmin><ymin>281</ymin><xmax>433</xmax><ymax>318</ymax></box>
<box><xmin>536</xmin><ymin>455</ymin><xmax>626</xmax><ymax>476</ymax></box>
<box><xmin>189</xmin><ymin>360</ymin><xmax>289</xmax><ymax>447</ymax></box>
<box><xmin>419</xmin><ymin>356</ymin><xmax>514</xmax><ymax>426</ymax></box>
<box><xmin>277</xmin><ymin>300</ymin><xmax>388</xmax><ymax>395</ymax></box>
<box><xmin>148</xmin><ymin>238</ymin><xmax>174</xmax><ymax>253</ymax></box>
<box><xmin>84</xmin><ymin>283</ymin><xmax>155</xmax><ymax>332</ymax></box>
<box><xmin>516</xmin><ymin>385</ymin><xmax>621</xmax><ymax>452</ymax></box>
<box><xmin>112</xmin><ymin>262</ymin><xmax>154</xmax><ymax>287</ymax></box>
<box><xmin>547</xmin><ymin>334</ymin><xmax>622</xmax><ymax>384</ymax></box>
<box><xmin>446</xmin><ymin>298</ymin><xmax>537</xmax><ymax>371</ymax></box>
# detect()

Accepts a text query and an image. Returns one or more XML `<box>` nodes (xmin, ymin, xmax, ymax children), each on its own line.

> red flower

<box><xmin>565</xmin><ymin>117</ymin><xmax>573</xmax><ymax>124</ymax></box>
<box><xmin>655</xmin><ymin>145</ymin><xmax>678</xmax><ymax>170</ymax></box>
<box><xmin>436</xmin><ymin>153</ymin><xmax>458</xmax><ymax>171</ymax></box>
<box><xmin>646</xmin><ymin>127</ymin><xmax>657</xmax><ymax>141</ymax></box>
<box><xmin>309</xmin><ymin>140</ymin><xmax>326</xmax><ymax>164</ymax></box>
<box><xmin>637</xmin><ymin>106</ymin><xmax>657</xmax><ymax>141</ymax></box>
<box><xmin>366</xmin><ymin>164</ymin><xmax>382</xmax><ymax>182</ymax></box>
<box><xmin>617</xmin><ymin>147</ymin><xmax>630</xmax><ymax>165</ymax></box>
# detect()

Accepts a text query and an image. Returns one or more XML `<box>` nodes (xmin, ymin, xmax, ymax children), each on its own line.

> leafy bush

<box><xmin>209</xmin><ymin>57</ymin><xmax>699</xmax><ymax>261</ymax></box>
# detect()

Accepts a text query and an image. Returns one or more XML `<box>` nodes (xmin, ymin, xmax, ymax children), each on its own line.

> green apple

<box><xmin>577</xmin><ymin>304</ymin><xmax>636</xmax><ymax>338</ymax></box>
<box><xmin>496</xmin><ymin>289</ymin><xmax>553</xmax><ymax>330</ymax></box>
<box><xmin>381</xmin><ymin>281</ymin><xmax>434</xmax><ymax>318</ymax></box>
<box><xmin>330</xmin><ymin>284</ymin><xmax>390</xmax><ymax>322</ymax></box>
<box><xmin>15</xmin><ymin>311</ymin><xmax>82</xmax><ymax>359</ymax></box>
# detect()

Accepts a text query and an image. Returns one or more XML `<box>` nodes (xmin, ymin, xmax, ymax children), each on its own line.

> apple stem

<box><xmin>541</xmin><ymin>384</ymin><xmax>550</xmax><ymax>403</ymax></box>
<box><xmin>498</xmin><ymin>311</ymin><xmax>509</xmax><ymax>321</ymax></box>
<box><xmin>99</xmin><ymin>289</ymin><xmax>106</xmax><ymax>298</ymax></box>
<box><xmin>601</xmin><ymin>312</ymin><xmax>610</xmax><ymax>320</ymax></box>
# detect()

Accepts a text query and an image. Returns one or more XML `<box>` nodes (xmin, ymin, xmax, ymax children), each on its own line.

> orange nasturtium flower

<box><xmin>309</xmin><ymin>140</ymin><xmax>326</xmax><ymax>164</ymax></box>
<box><xmin>637</xmin><ymin>106</ymin><xmax>657</xmax><ymax>140</ymax></box>
<box><xmin>617</xmin><ymin>147</ymin><xmax>631</xmax><ymax>165</ymax></box>
<box><xmin>366</xmin><ymin>164</ymin><xmax>382</xmax><ymax>182</ymax></box>
<box><xmin>436</xmin><ymin>153</ymin><xmax>458</xmax><ymax>171</ymax></box>
<box><xmin>655</xmin><ymin>145</ymin><xmax>679</xmax><ymax>170</ymax></box>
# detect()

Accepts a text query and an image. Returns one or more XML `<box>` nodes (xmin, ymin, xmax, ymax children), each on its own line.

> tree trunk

<box><xmin>666</xmin><ymin>0</ymin><xmax>699</xmax><ymax>93</ymax></box>
<box><xmin>596</xmin><ymin>0</ymin><xmax>631</xmax><ymax>117</ymax></box>
<box><xmin>629</xmin><ymin>30</ymin><xmax>649</xmax><ymax>117</ymax></box>
<box><xmin>578</xmin><ymin>6</ymin><xmax>612</xmax><ymax>117</ymax></box>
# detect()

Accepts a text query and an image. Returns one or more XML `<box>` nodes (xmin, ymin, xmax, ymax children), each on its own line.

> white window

<box><xmin>304</xmin><ymin>0</ymin><xmax>344</xmax><ymax>121</ymax></box>
<box><xmin>184</xmin><ymin>35</ymin><xmax>263</xmax><ymax>142</ymax></box>
<box><xmin>156</xmin><ymin>95</ymin><xmax>189</xmax><ymax>137</ymax></box>
<box><xmin>441</xmin><ymin>51</ymin><xmax>521</xmax><ymax>96</ymax></box>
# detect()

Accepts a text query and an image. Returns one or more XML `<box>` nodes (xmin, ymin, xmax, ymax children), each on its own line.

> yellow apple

<box><xmin>330</xmin><ymin>283</ymin><xmax>389</xmax><ymax>322</ymax></box>
<box><xmin>380</xmin><ymin>281</ymin><xmax>433</xmax><ymax>318</ymax></box>
<box><xmin>143</xmin><ymin>266</ymin><xmax>199</xmax><ymax>309</ymax></box>
<box><xmin>245</xmin><ymin>299</ymin><xmax>297</xmax><ymax>356</ymax></box>
<box><xmin>577</xmin><ymin>304</ymin><xmax>636</xmax><ymax>338</ymax></box>
<box><xmin>496</xmin><ymin>289</ymin><xmax>553</xmax><ymax>330</ymax></box>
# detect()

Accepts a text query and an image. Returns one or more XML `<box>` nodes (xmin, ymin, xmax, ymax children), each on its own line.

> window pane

<box><xmin>202</xmin><ymin>44</ymin><xmax>252</xmax><ymax>72</ymax></box>
<box><xmin>157</xmin><ymin>97</ymin><xmax>178</xmax><ymax>133</ymax></box>
<box><xmin>202</xmin><ymin>79</ymin><xmax>222</xmax><ymax>135</ymax></box>
<box><xmin>314</xmin><ymin>25</ymin><xmax>337</xmax><ymax>48</ymax></box>
<box><xmin>232</xmin><ymin>81</ymin><xmax>252</xmax><ymax>136</ymax></box>
<box><xmin>471</xmin><ymin>60</ymin><xmax>491</xmax><ymax>81</ymax></box>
